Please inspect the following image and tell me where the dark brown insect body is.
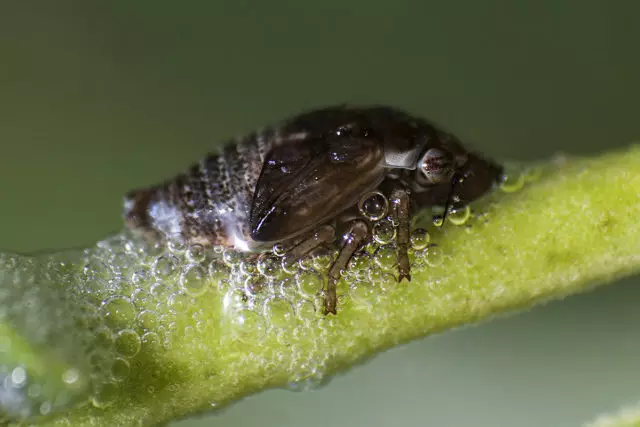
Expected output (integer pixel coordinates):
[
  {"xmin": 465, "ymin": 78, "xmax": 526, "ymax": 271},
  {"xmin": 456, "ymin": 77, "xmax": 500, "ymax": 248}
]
[{"xmin": 124, "ymin": 105, "xmax": 503, "ymax": 314}]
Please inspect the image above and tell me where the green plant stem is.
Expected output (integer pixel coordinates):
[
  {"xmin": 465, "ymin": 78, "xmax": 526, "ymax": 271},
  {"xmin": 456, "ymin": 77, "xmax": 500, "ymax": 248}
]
[{"xmin": 2, "ymin": 145, "xmax": 639, "ymax": 426}]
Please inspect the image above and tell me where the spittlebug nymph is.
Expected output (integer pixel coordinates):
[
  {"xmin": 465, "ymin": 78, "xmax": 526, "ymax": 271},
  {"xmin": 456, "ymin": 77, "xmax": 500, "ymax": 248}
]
[{"xmin": 124, "ymin": 105, "xmax": 503, "ymax": 314}]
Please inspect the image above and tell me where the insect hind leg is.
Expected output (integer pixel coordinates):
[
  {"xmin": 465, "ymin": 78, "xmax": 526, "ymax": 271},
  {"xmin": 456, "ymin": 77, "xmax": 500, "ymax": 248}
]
[{"xmin": 325, "ymin": 219, "xmax": 369, "ymax": 314}]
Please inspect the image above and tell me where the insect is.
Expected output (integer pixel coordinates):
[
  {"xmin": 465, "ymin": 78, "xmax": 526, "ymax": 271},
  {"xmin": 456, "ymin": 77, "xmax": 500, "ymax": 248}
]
[{"xmin": 123, "ymin": 105, "xmax": 503, "ymax": 314}]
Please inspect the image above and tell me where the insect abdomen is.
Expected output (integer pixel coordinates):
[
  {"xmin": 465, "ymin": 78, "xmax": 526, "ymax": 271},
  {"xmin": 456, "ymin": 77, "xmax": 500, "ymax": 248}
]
[{"xmin": 123, "ymin": 128, "xmax": 277, "ymax": 250}]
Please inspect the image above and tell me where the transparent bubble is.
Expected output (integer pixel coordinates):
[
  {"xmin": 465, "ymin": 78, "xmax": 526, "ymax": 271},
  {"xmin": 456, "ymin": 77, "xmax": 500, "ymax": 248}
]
[
  {"xmin": 137, "ymin": 310, "xmax": 159, "ymax": 331},
  {"xmin": 150, "ymin": 282, "xmax": 171, "ymax": 300},
  {"xmin": 257, "ymin": 253, "xmax": 280, "ymax": 277},
  {"xmin": 281, "ymin": 256, "xmax": 300, "ymax": 275},
  {"xmin": 101, "ymin": 297, "xmax": 136, "ymax": 329},
  {"xmin": 227, "ymin": 309, "xmax": 266, "ymax": 341},
  {"xmin": 524, "ymin": 165, "xmax": 543, "ymax": 182},
  {"xmin": 180, "ymin": 264, "xmax": 208, "ymax": 296},
  {"xmin": 222, "ymin": 249, "xmax": 242, "ymax": 266},
  {"xmin": 91, "ymin": 381, "xmax": 118, "ymax": 408},
  {"xmin": 152, "ymin": 255, "xmax": 180, "ymax": 279},
  {"xmin": 311, "ymin": 248, "xmax": 334, "ymax": 270},
  {"xmin": 295, "ymin": 299, "xmax": 319, "ymax": 319},
  {"xmin": 358, "ymin": 191, "xmax": 388, "ymax": 221},
  {"xmin": 373, "ymin": 246, "xmax": 397, "ymax": 271},
  {"xmin": 115, "ymin": 329, "xmax": 142, "ymax": 358},
  {"xmin": 62, "ymin": 368, "xmax": 81, "ymax": 386},
  {"xmin": 272, "ymin": 243, "xmax": 288, "ymax": 257},
  {"xmin": 130, "ymin": 267, "xmax": 151, "ymax": 286},
  {"xmin": 243, "ymin": 275, "xmax": 266, "ymax": 297},
  {"xmin": 350, "ymin": 281, "xmax": 375, "ymax": 305},
  {"xmin": 500, "ymin": 171, "xmax": 526, "ymax": 193},
  {"xmin": 167, "ymin": 238, "xmax": 187, "ymax": 254},
  {"xmin": 141, "ymin": 332, "xmax": 161, "ymax": 351},
  {"xmin": 208, "ymin": 258, "xmax": 231, "ymax": 283},
  {"xmin": 186, "ymin": 244, "xmax": 207, "ymax": 263},
  {"xmin": 111, "ymin": 358, "xmax": 130, "ymax": 382},
  {"xmin": 295, "ymin": 271, "xmax": 324, "ymax": 297},
  {"xmin": 263, "ymin": 297, "xmax": 295, "ymax": 329},
  {"xmin": 94, "ymin": 326, "xmax": 115, "ymax": 350},
  {"xmin": 447, "ymin": 205, "xmax": 471, "ymax": 226},
  {"xmin": 422, "ymin": 244, "xmax": 444, "ymax": 267},
  {"xmin": 372, "ymin": 218, "xmax": 397, "ymax": 244},
  {"xmin": 410, "ymin": 228, "xmax": 430, "ymax": 250},
  {"xmin": 223, "ymin": 287, "xmax": 251, "ymax": 312}
]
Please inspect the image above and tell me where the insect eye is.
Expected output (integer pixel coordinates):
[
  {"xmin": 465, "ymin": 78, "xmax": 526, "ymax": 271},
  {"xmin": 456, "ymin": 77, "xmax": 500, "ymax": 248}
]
[{"xmin": 419, "ymin": 148, "xmax": 454, "ymax": 184}]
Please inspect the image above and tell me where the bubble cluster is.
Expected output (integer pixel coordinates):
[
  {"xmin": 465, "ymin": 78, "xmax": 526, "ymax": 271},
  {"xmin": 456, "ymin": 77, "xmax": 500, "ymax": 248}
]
[{"xmin": 0, "ymin": 173, "xmax": 524, "ymax": 423}]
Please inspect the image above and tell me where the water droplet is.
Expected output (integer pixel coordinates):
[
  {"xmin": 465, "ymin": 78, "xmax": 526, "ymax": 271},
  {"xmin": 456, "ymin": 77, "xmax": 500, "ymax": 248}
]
[
  {"xmin": 111, "ymin": 358, "xmax": 130, "ymax": 382},
  {"xmin": 257, "ymin": 253, "xmax": 280, "ymax": 277},
  {"xmin": 223, "ymin": 287, "xmax": 251, "ymax": 312},
  {"xmin": 115, "ymin": 329, "xmax": 142, "ymax": 358},
  {"xmin": 500, "ymin": 171, "xmax": 526, "ymax": 193},
  {"xmin": 180, "ymin": 264, "xmax": 208, "ymax": 296},
  {"xmin": 281, "ymin": 256, "xmax": 300, "ymax": 275},
  {"xmin": 186, "ymin": 244, "xmax": 207, "ymax": 263},
  {"xmin": 263, "ymin": 297, "xmax": 294, "ymax": 328},
  {"xmin": 410, "ymin": 228, "xmax": 430, "ymax": 250},
  {"xmin": 372, "ymin": 218, "xmax": 396, "ymax": 244},
  {"xmin": 358, "ymin": 191, "xmax": 388, "ymax": 221},
  {"xmin": 152, "ymin": 255, "xmax": 180, "ymax": 279},
  {"xmin": 373, "ymin": 246, "xmax": 396, "ymax": 271},
  {"xmin": 91, "ymin": 381, "xmax": 118, "ymax": 408},
  {"xmin": 101, "ymin": 297, "xmax": 136, "ymax": 329},
  {"xmin": 11, "ymin": 366, "xmax": 27, "ymax": 388},
  {"xmin": 243, "ymin": 275, "xmax": 266, "ymax": 296},
  {"xmin": 447, "ymin": 205, "xmax": 471, "ymax": 225},
  {"xmin": 295, "ymin": 271, "xmax": 324, "ymax": 297},
  {"xmin": 150, "ymin": 282, "xmax": 171, "ymax": 300},
  {"xmin": 131, "ymin": 267, "xmax": 150, "ymax": 285}
]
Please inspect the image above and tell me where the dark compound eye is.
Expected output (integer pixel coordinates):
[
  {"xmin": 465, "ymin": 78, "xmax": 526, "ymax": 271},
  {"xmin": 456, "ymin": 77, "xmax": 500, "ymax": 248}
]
[{"xmin": 419, "ymin": 148, "xmax": 454, "ymax": 184}]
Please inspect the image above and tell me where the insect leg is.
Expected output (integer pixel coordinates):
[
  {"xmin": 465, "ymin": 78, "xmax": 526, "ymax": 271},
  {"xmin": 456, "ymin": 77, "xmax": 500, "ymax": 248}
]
[
  {"xmin": 390, "ymin": 186, "xmax": 411, "ymax": 282},
  {"xmin": 325, "ymin": 220, "xmax": 369, "ymax": 314},
  {"xmin": 282, "ymin": 224, "xmax": 336, "ymax": 266}
]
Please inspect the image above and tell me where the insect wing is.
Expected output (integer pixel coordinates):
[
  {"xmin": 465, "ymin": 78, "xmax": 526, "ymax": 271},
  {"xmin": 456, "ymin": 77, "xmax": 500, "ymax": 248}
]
[{"xmin": 249, "ymin": 136, "xmax": 385, "ymax": 242}]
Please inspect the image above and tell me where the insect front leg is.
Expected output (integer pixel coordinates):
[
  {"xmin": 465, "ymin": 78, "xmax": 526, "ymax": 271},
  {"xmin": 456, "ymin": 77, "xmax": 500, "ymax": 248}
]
[
  {"xmin": 390, "ymin": 185, "xmax": 411, "ymax": 282},
  {"xmin": 325, "ymin": 219, "xmax": 369, "ymax": 315}
]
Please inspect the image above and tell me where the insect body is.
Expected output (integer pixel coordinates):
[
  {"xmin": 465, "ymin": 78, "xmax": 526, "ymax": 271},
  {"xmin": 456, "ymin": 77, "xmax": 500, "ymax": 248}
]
[{"xmin": 124, "ymin": 105, "xmax": 503, "ymax": 314}]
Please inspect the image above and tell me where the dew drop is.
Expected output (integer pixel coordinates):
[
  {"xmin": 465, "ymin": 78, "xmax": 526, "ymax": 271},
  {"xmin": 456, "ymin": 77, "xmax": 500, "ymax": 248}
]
[
  {"xmin": 295, "ymin": 271, "xmax": 324, "ymax": 297},
  {"xmin": 349, "ymin": 281, "xmax": 375, "ymax": 305},
  {"xmin": 111, "ymin": 358, "xmax": 130, "ymax": 382},
  {"xmin": 263, "ymin": 297, "xmax": 295, "ymax": 329},
  {"xmin": 101, "ymin": 297, "xmax": 136, "ymax": 329},
  {"xmin": 167, "ymin": 238, "xmax": 187, "ymax": 254},
  {"xmin": 62, "ymin": 368, "xmax": 81, "ymax": 386},
  {"xmin": 150, "ymin": 282, "xmax": 171, "ymax": 300},
  {"xmin": 180, "ymin": 264, "xmax": 208, "ymax": 296},
  {"xmin": 272, "ymin": 243, "xmax": 288, "ymax": 257},
  {"xmin": 94, "ymin": 326, "xmax": 115, "ymax": 350},
  {"xmin": 447, "ymin": 205, "xmax": 471, "ymax": 226},
  {"xmin": 372, "ymin": 218, "xmax": 396, "ymax": 244},
  {"xmin": 91, "ymin": 381, "xmax": 118, "ymax": 408},
  {"xmin": 115, "ymin": 329, "xmax": 142, "ymax": 358},
  {"xmin": 410, "ymin": 228, "xmax": 430, "ymax": 250},
  {"xmin": 358, "ymin": 191, "xmax": 388, "ymax": 221}
]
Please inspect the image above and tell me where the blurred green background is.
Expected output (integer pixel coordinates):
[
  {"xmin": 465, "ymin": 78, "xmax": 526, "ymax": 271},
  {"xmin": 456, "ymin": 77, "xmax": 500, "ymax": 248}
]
[{"xmin": 0, "ymin": 2, "xmax": 639, "ymax": 426}]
